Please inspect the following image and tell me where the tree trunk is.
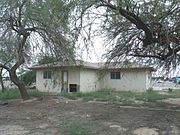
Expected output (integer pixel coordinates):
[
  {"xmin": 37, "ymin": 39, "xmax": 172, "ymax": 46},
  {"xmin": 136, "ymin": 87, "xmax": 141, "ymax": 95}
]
[
  {"xmin": 0, "ymin": 31, "xmax": 30, "ymax": 100},
  {"xmin": 9, "ymin": 70, "xmax": 29, "ymax": 100},
  {"xmin": 9, "ymin": 34, "xmax": 30, "ymax": 100},
  {"xmin": 0, "ymin": 68, "xmax": 5, "ymax": 93}
]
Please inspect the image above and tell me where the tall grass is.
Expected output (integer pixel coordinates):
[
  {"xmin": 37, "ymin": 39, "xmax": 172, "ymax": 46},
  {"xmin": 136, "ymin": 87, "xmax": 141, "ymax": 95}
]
[
  {"xmin": 0, "ymin": 89, "xmax": 21, "ymax": 100},
  {"xmin": 2, "ymin": 88, "xmax": 179, "ymax": 102},
  {"xmin": 0, "ymin": 89, "xmax": 43, "ymax": 100},
  {"xmin": 135, "ymin": 91, "xmax": 168, "ymax": 102},
  {"xmin": 62, "ymin": 89, "xmax": 116, "ymax": 102},
  {"xmin": 63, "ymin": 89, "xmax": 180, "ymax": 103}
]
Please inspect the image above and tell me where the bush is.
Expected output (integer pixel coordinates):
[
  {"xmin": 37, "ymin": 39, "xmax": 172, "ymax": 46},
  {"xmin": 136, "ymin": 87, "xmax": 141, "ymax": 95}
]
[{"xmin": 20, "ymin": 71, "xmax": 36, "ymax": 86}]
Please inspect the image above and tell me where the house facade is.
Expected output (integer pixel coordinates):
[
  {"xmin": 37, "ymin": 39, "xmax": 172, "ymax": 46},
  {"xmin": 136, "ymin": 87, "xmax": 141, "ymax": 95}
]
[{"xmin": 30, "ymin": 61, "xmax": 155, "ymax": 93}]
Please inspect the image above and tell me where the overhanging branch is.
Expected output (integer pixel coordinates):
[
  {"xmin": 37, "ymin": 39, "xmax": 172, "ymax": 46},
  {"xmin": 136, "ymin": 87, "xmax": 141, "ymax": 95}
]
[{"xmin": 0, "ymin": 64, "xmax": 10, "ymax": 71}]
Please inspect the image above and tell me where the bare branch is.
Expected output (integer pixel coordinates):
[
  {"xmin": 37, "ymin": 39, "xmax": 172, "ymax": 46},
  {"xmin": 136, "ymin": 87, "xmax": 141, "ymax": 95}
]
[{"xmin": 0, "ymin": 63, "xmax": 10, "ymax": 71}]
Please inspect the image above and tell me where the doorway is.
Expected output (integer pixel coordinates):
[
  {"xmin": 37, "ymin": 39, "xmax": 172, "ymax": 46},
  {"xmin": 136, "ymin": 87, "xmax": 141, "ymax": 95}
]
[{"xmin": 62, "ymin": 71, "xmax": 68, "ymax": 93}]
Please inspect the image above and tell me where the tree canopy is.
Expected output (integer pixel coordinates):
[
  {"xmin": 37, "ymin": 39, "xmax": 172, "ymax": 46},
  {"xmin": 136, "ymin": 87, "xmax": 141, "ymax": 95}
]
[
  {"xmin": 75, "ymin": 0, "xmax": 180, "ymax": 71},
  {"xmin": 0, "ymin": 0, "xmax": 77, "ymax": 99}
]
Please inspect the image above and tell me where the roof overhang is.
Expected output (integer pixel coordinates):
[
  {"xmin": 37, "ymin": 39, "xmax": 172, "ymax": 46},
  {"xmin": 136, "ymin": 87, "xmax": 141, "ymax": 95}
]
[{"xmin": 29, "ymin": 61, "xmax": 156, "ymax": 72}]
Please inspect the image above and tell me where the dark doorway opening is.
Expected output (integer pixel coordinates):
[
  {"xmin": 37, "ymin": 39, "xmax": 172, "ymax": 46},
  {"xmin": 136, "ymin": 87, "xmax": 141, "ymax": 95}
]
[{"xmin": 69, "ymin": 84, "xmax": 78, "ymax": 92}]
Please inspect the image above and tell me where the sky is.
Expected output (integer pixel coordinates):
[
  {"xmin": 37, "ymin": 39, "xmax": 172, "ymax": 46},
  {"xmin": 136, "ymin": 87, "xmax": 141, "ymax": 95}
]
[{"xmin": 76, "ymin": 37, "xmax": 106, "ymax": 62}]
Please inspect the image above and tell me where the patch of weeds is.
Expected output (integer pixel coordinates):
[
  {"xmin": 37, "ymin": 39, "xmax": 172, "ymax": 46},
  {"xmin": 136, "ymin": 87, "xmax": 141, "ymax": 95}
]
[
  {"xmin": 63, "ymin": 89, "xmax": 180, "ymax": 103},
  {"xmin": 168, "ymin": 88, "xmax": 173, "ymax": 93},
  {"xmin": 0, "ymin": 89, "xmax": 43, "ymax": 100},
  {"xmin": 0, "ymin": 89, "xmax": 20, "ymax": 100},
  {"xmin": 28, "ymin": 90, "xmax": 43, "ymax": 97},
  {"xmin": 108, "ymin": 91, "xmax": 135, "ymax": 104},
  {"xmin": 62, "ymin": 93, "xmax": 79, "ymax": 100},
  {"xmin": 63, "ymin": 90, "xmax": 113, "ymax": 101},
  {"xmin": 135, "ymin": 91, "xmax": 169, "ymax": 102},
  {"xmin": 168, "ymin": 90, "xmax": 180, "ymax": 98},
  {"xmin": 82, "ymin": 96, "xmax": 94, "ymax": 102},
  {"xmin": 63, "ymin": 123, "xmax": 90, "ymax": 135},
  {"xmin": 96, "ymin": 96, "xmax": 114, "ymax": 102},
  {"xmin": 147, "ymin": 87, "xmax": 154, "ymax": 92},
  {"xmin": 84, "ymin": 91, "xmax": 110, "ymax": 99},
  {"xmin": 63, "ymin": 90, "xmax": 136, "ymax": 104},
  {"xmin": 134, "ymin": 90, "xmax": 180, "ymax": 102},
  {"xmin": 115, "ymin": 91, "xmax": 134, "ymax": 101},
  {"xmin": 117, "ymin": 91, "xmax": 134, "ymax": 98}
]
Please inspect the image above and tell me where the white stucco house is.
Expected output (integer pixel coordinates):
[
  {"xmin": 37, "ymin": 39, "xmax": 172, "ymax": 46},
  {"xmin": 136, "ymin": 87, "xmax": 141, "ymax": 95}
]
[{"xmin": 30, "ymin": 61, "xmax": 155, "ymax": 93}]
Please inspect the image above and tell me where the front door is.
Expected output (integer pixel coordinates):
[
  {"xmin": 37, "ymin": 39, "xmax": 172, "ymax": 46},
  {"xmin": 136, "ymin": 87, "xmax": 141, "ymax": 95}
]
[{"xmin": 62, "ymin": 71, "xmax": 68, "ymax": 92}]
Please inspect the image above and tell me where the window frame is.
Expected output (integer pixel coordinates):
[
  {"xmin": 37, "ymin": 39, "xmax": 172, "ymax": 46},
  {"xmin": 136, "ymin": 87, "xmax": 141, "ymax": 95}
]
[
  {"xmin": 43, "ymin": 71, "xmax": 52, "ymax": 79},
  {"xmin": 110, "ymin": 71, "xmax": 121, "ymax": 79}
]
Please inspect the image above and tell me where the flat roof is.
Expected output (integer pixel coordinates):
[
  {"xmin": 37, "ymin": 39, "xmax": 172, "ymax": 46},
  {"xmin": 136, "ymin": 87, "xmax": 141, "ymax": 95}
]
[{"xmin": 29, "ymin": 61, "xmax": 156, "ymax": 71}]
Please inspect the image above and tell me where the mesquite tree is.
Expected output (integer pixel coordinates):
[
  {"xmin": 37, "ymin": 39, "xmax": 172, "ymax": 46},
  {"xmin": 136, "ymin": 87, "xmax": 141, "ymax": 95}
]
[
  {"xmin": 0, "ymin": 0, "xmax": 76, "ymax": 100},
  {"xmin": 75, "ymin": 0, "xmax": 180, "ymax": 71}
]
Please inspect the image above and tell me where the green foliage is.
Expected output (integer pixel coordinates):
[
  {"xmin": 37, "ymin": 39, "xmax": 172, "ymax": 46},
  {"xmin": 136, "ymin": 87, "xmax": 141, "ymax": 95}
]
[
  {"xmin": 135, "ymin": 91, "xmax": 168, "ymax": 102},
  {"xmin": 38, "ymin": 55, "xmax": 57, "ymax": 64},
  {"xmin": 75, "ymin": 0, "xmax": 180, "ymax": 70},
  {"xmin": 167, "ymin": 90, "xmax": 180, "ymax": 97},
  {"xmin": 135, "ymin": 90, "xmax": 180, "ymax": 102},
  {"xmin": 0, "ymin": 0, "xmax": 77, "ymax": 99},
  {"xmin": 0, "ymin": 89, "xmax": 43, "ymax": 100},
  {"xmin": 62, "ymin": 93, "xmax": 79, "ymax": 100},
  {"xmin": 0, "ymin": 90, "xmax": 21, "ymax": 100},
  {"xmin": 0, "ymin": 0, "xmax": 77, "ymax": 66},
  {"xmin": 63, "ymin": 89, "xmax": 115, "ymax": 101},
  {"xmin": 63, "ymin": 89, "xmax": 180, "ymax": 103},
  {"xmin": 28, "ymin": 90, "xmax": 44, "ymax": 97},
  {"xmin": 63, "ymin": 123, "xmax": 90, "ymax": 135},
  {"xmin": 20, "ymin": 71, "xmax": 36, "ymax": 86}
]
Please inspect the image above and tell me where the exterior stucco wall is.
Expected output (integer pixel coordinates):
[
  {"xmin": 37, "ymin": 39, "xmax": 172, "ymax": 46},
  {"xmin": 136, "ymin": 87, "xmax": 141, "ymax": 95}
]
[
  {"xmin": 99, "ymin": 69, "xmax": 149, "ymax": 91},
  {"xmin": 145, "ymin": 70, "xmax": 152, "ymax": 89},
  {"xmin": 36, "ymin": 68, "xmax": 81, "ymax": 93},
  {"xmin": 79, "ymin": 69, "xmax": 100, "ymax": 92},
  {"xmin": 36, "ymin": 70, "xmax": 62, "ymax": 93},
  {"xmin": 35, "ymin": 68, "xmax": 152, "ymax": 93}
]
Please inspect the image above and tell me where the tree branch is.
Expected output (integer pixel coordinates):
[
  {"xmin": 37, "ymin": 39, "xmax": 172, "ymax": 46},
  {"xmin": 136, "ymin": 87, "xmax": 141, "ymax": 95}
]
[
  {"xmin": 129, "ymin": 53, "xmax": 163, "ymax": 60},
  {"xmin": 0, "ymin": 64, "xmax": 10, "ymax": 71},
  {"xmin": 18, "ymin": 0, "xmax": 28, "ymax": 27},
  {"xmin": 11, "ymin": 34, "xmax": 28, "ymax": 72},
  {"xmin": 98, "ymin": 0, "xmax": 157, "ymax": 47}
]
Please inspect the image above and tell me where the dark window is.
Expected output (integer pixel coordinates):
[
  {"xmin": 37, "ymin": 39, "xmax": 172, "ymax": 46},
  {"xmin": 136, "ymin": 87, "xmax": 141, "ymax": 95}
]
[
  {"xmin": 111, "ymin": 72, "xmax": 116, "ymax": 79},
  {"xmin": 43, "ymin": 71, "xmax": 51, "ymax": 79},
  {"xmin": 110, "ymin": 72, "xmax": 121, "ymax": 79}
]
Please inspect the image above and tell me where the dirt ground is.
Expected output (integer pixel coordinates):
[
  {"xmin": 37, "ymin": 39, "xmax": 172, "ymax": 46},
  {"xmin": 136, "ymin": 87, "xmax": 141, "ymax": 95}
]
[{"xmin": 0, "ymin": 97, "xmax": 179, "ymax": 135}]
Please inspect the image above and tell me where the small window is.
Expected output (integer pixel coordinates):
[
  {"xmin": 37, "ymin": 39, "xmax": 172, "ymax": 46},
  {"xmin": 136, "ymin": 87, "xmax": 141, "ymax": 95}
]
[
  {"xmin": 43, "ymin": 71, "xmax": 52, "ymax": 79},
  {"xmin": 110, "ymin": 72, "xmax": 121, "ymax": 79},
  {"xmin": 111, "ymin": 72, "xmax": 116, "ymax": 79}
]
